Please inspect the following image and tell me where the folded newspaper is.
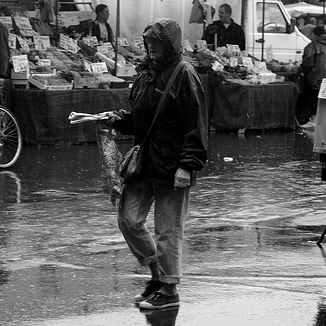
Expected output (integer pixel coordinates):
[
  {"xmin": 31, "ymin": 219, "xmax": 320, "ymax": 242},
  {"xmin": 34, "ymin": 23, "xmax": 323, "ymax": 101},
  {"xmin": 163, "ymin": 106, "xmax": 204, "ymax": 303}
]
[{"xmin": 68, "ymin": 111, "xmax": 116, "ymax": 124}]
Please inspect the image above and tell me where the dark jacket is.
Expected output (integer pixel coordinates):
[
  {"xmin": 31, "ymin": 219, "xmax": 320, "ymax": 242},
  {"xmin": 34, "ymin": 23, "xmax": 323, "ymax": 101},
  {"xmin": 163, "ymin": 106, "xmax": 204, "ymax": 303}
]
[
  {"xmin": 114, "ymin": 18, "xmax": 208, "ymax": 185},
  {"xmin": 302, "ymin": 35, "xmax": 326, "ymax": 91},
  {"xmin": 203, "ymin": 19, "xmax": 246, "ymax": 51},
  {"xmin": 0, "ymin": 22, "xmax": 10, "ymax": 78},
  {"xmin": 91, "ymin": 20, "xmax": 114, "ymax": 44}
]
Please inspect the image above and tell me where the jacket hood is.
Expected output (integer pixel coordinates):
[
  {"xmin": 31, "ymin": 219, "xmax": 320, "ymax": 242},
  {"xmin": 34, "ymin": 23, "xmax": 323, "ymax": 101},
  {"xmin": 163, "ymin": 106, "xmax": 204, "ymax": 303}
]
[{"xmin": 142, "ymin": 18, "xmax": 182, "ymax": 62}]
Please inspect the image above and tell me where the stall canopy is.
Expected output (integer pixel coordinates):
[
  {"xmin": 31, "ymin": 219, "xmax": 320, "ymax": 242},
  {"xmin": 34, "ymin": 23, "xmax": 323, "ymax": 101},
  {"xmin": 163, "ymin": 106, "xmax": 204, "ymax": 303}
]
[{"xmin": 285, "ymin": 2, "xmax": 325, "ymax": 17}]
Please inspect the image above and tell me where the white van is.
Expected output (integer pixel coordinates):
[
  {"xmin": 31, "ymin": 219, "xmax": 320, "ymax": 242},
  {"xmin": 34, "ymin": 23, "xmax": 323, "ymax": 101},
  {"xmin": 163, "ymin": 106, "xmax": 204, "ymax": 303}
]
[
  {"xmin": 243, "ymin": 0, "xmax": 310, "ymax": 62},
  {"xmin": 204, "ymin": 0, "xmax": 311, "ymax": 62}
]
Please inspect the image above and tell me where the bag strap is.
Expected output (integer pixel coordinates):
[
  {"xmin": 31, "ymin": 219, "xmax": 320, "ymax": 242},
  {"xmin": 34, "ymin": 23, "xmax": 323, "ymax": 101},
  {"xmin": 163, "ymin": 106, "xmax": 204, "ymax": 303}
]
[{"xmin": 141, "ymin": 60, "xmax": 186, "ymax": 145}]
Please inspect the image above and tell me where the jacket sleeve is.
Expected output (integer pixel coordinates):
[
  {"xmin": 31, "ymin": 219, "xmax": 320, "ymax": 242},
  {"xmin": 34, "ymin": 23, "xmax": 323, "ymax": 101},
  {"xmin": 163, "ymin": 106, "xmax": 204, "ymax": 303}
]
[
  {"xmin": 302, "ymin": 43, "xmax": 315, "ymax": 74},
  {"xmin": 177, "ymin": 65, "xmax": 208, "ymax": 172}
]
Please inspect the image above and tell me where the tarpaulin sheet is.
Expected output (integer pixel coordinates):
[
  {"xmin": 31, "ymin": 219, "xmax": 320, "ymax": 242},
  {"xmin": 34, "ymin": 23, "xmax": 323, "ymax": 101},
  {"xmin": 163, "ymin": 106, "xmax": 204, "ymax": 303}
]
[
  {"xmin": 10, "ymin": 88, "xmax": 131, "ymax": 145},
  {"xmin": 212, "ymin": 82, "xmax": 300, "ymax": 130}
]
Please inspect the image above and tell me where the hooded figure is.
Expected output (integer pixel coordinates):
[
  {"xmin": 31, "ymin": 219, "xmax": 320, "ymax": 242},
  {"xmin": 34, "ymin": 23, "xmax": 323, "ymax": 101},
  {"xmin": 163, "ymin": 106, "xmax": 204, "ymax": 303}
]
[
  {"xmin": 111, "ymin": 18, "xmax": 208, "ymax": 310},
  {"xmin": 301, "ymin": 26, "xmax": 326, "ymax": 123},
  {"xmin": 302, "ymin": 27, "xmax": 326, "ymax": 92},
  {"xmin": 115, "ymin": 18, "xmax": 208, "ymax": 182}
]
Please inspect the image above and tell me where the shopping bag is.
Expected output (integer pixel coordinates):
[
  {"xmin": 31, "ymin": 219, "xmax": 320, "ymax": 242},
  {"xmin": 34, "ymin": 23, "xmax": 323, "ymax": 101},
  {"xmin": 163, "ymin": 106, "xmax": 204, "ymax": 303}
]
[
  {"xmin": 120, "ymin": 145, "xmax": 143, "ymax": 184},
  {"xmin": 96, "ymin": 125, "xmax": 123, "ymax": 208}
]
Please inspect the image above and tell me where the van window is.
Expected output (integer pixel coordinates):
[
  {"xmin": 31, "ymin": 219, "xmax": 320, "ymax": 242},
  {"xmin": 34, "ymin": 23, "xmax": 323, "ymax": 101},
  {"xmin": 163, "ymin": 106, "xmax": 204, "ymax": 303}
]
[{"xmin": 257, "ymin": 3, "xmax": 287, "ymax": 33}]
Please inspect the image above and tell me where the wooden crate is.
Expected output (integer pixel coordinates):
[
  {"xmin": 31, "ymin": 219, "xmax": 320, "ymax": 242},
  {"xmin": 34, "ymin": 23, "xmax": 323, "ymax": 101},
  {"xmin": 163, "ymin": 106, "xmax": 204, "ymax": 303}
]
[{"xmin": 12, "ymin": 79, "xmax": 30, "ymax": 89}]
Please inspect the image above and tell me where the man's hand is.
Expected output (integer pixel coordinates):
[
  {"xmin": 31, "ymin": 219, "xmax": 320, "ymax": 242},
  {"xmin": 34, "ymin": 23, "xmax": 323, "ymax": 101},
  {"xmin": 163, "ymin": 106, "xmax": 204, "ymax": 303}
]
[{"xmin": 174, "ymin": 168, "xmax": 191, "ymax": 188}]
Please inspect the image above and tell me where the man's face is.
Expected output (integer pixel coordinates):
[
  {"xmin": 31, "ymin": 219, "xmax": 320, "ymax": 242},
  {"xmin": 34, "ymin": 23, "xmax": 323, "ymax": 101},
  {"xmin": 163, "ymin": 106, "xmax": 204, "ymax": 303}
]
[
  {"xmin": 146, "ymin": 39, "xmax": 166, "ymax": 60},
  {"xmin": 99, "ymin": 7, "xmax": 110, "ymax": 21},
  {"xmin": 218, "ymin": 7, "xmax": 231, "ymax": 23}
]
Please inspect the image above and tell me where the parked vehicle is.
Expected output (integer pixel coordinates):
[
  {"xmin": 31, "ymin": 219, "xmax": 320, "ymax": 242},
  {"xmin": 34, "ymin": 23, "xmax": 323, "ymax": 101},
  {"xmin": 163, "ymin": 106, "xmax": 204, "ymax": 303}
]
[{"xmin": 241, "ymin": 0, "xmax": 310, "ymax": 61}]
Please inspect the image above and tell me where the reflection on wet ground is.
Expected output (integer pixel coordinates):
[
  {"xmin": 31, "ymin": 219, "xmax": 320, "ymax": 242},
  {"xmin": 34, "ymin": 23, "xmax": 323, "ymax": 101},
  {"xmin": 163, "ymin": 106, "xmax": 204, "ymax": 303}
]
[{"xmin": 1, "ymin": 129, "xmax": 326, "ymax": 325}]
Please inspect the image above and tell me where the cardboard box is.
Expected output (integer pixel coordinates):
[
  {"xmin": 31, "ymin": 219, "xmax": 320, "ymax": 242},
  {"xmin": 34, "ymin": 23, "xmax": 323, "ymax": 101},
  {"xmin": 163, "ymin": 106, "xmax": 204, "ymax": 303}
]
[
  {"xmin": 29, "ymin": 76, "xmax": 73, "ymax": 90},
  {"xmin": 96, "ymin": 52, "xmax": 136, "ymax": 77},
  {"xmin": 258, "ymin": 72, "xmax": 276, "ymax": 84},
  {"xmin": 11, "ymin": 70, "xmax": 30, "ymax": 80},
  {"xmin": 74, "ymin": 76, "xmax": 98, "ymax": 89}
]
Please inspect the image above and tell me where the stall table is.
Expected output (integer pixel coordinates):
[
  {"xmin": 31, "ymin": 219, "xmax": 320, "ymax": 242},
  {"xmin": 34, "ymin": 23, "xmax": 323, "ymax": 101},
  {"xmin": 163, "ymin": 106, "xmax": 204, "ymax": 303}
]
[
  {"xmin": 211, "ymin": 82, "xmax": 300, "ymax": 131},
  {"xmin": 11, "ymin": 88, "xmax": 131, "ymax": 145},
  {"xmin": 10, "ymin": 80, "xmax": 300, "ymax": 145}
]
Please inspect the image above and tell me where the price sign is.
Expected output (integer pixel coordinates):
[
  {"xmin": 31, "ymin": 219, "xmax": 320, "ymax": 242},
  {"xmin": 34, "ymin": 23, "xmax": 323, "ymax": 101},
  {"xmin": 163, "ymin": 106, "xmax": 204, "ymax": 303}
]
[
  {"xmin": 84, "ymin": 60, "xmax": 92, "ymax": 72},
  {"xmin": 134, "ymin": 37, "xmax": 145, "ymax": 51},
  {"xmin": 82, "ymin": 37, "xmax": 92, "ymax": 46},
  {"xmin": 242, "ymin": 57, "xmax": 254, "ymax": 68},
  {"xmin": 0, "ymin": 17, "xmax": 13, "ymax": 31},
  {"xmin": 91, "ymin": 62, "xmax": 108, "ymax": 73},
  {"xmin": 90, "ymin": 36, "xmax": 99, "ymax": 46},
  {"xmin": 82, "ymin": 36, "xmax": 98, "ymax": 47},
  {"xmin": 182, "ymin": 39, "xmax": 193, "ymax": 52},
  {"xmin": 254, "ymin": 61, "xmax": 267, "ymax": 70},
  {"xmin": 229, "ymin": 57, "xmax": 238, "ymax": 67},
  {"xmin": 17, "ymin": 35, "xmax": 30, "ymax": 52},
  {"xmin": 102, "ymin": 42, "xmax": 113, "ymax": 50},
  {"xmin": 318, "ymin": 78, "xmax": 326, "ymax": 99},
  {"xmin": 212, "ymin": 61, "xmax": 224, "ymax": 71},
  {"xmin": 14, "ymin": 17, "xmax": 35, "ymax": 37},
  {"xmin": 59, "ymin": 34, "xmax": 78, "ymax": 53},
  {"xmin": 38, "ymin": 59, "xmax": 51, "ymax": 67},
  {"xmin": 226, "ymin": 44, "xmax": 241, "ymax": 53},
  {"xmin": 12, "ymin": 55, "xmax": 29, "ymax": 73},
  {"xmin": 8, "ymin": 33, "xmax": 17, "ymax": 49},
  {"xmin": 33, "ymin": 35, "xmax": 51, "ymax": 50},
  {"xmin": 196, "ymin": 40, "xmax": 207, "ymax": 51},
  {"xmin": 14, "ymin": 17, "xmax": 32, "ymax": 30},
  {"xmin": 118, "ymin": 37, "xmax": 129, "ymax": 47},
  {"xmin": 97, "ymin": 45, "xmax": 110, "ymax": 54}
]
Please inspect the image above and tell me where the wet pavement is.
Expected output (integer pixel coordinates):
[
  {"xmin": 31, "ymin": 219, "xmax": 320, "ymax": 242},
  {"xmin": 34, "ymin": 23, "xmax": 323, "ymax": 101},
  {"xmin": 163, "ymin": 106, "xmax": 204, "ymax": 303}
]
[{"xmin": 1, "ymin": 128, "xmax": 326, "ymax": 326}]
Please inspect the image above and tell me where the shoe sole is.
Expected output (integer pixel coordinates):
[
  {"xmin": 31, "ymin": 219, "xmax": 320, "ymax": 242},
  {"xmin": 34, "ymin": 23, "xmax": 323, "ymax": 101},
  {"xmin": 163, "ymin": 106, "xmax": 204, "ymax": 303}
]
[
  {"xmin": 139, "ymin": 301, "xmax": 180, "ymax": 310},
  {"xmin": 139, "ymin": 306, "xmax": 179, "ymax": 315}
]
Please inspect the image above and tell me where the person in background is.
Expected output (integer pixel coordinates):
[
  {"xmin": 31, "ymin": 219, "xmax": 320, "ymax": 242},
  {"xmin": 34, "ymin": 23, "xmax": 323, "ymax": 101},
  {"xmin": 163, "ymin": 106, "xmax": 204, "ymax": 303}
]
[
  {"xmin": 202, "ymin": 3, "xmax": 245, "ymax": 51},
  {"xmin": 297, "ymin": 15, "xmax": 306, "ymax": 31},
  {"xmin": 301, "ymin": 17, "xmax": 317, "ymax": 40},
  {"xmin": 300, "ymin": 26, "xmax": 326, "ymax": 128},
  {"xmin": 0, "ymin": 21, "xmax": 10, "ymax": 78},
  {"xmin": 92, "ymin": 4, "xmax": 114, "ymax": 45},
  {"xmin": 109, "ymin": 18, "xmax": 208, "ymax": 309},
  {"xmin": 0, "ymin": 5, "xmax": 20, "ymax": 35}
]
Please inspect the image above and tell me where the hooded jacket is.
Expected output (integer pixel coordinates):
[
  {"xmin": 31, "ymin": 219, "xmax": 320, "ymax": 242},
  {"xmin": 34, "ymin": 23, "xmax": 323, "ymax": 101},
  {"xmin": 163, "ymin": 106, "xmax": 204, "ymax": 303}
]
[
  {"xmin": 302, "ymin": 34, "xmax": 326, "ymax": 90},
  {"xmin": 115, "ymin": 18, "xmax": 208, "ymax": 185}
]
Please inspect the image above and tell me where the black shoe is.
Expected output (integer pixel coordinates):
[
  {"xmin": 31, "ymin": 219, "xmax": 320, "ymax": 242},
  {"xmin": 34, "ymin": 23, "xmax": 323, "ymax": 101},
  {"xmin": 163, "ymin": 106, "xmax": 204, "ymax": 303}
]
[
  {"xmin": 134, "ymin": 280, "xmax": 163, "ymax": 303},
  {"xmin": 139, "ymin": 291, "xmax": 179, "ymax": 309}
]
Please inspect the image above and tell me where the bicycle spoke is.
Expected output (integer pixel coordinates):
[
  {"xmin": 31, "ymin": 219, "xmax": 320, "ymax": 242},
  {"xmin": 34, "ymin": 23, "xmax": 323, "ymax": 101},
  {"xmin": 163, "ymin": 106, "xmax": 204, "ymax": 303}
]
[{"xmin": 0, "ymin": 106, "xmax": 22, "ymax": 168}]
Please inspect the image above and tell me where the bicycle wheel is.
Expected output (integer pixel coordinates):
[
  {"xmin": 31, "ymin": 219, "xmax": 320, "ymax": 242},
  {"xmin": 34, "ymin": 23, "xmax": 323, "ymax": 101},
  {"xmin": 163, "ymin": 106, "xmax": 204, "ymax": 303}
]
[{"xmin": 0, "ymin": 105, "xmax": 23, "ymax": 168}]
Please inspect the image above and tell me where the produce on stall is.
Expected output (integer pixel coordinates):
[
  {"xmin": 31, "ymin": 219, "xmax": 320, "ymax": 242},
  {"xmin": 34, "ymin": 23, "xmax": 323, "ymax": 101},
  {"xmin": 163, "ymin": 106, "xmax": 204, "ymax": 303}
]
[{"xmin": 2, "ymin": 5, "xmax": 302, "ymax": 93}]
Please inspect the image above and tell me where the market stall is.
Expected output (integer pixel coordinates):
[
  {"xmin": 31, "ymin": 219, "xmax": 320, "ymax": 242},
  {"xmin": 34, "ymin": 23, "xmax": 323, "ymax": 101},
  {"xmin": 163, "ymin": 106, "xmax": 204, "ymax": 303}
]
[
  {"xmin": 10, "ymin": 88, "xmax": 131, "ymax": 145},
  {"xmin": 0, "ymin": 4, "xmax": 302, "ymax": 145},
  {"xmin": 211, "ymin": 81, "xmax": 299, "ymax": 131}
]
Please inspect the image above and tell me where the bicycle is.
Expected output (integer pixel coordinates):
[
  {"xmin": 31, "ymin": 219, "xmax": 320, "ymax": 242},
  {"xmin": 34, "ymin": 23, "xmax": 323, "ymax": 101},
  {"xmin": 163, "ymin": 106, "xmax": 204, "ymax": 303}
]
[{"xmin": 0, "ymin": 105, "xmax": 23, "ymax": 168}]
